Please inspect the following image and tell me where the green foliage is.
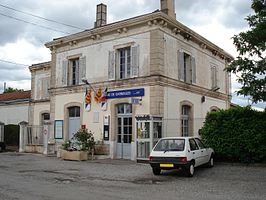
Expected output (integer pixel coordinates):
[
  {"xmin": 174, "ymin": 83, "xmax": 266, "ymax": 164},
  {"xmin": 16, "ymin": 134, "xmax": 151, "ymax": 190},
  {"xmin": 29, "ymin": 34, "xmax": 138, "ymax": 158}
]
[
  {"xmin": 62, "ymin": 128, "xmax": 95, "ymax": 151},
  {"xmin": 74, "ymin": 128, "xmax": 95, "ymax": 151},
  {"xmin": 201, "ymin": 106, "xmax": 266, "ymax": 163},
  {"xmin": 3, "ymin": 87, "xmax": 24, "ymax": 94},
  {"xmin": 226, "ymin": 0, "xmax": 266, "ymax": 103},
  {"xmin": 4, "ymin": 125, "xmax": 19, "ymax": 146}
]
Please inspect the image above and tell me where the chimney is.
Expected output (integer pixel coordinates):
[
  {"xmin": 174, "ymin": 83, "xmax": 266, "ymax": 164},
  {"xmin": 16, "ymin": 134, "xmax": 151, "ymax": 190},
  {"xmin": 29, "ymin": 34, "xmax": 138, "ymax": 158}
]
[
  {"xmin": 160, "ymin": 0, "xmax": 176, "ymax": 19},
  {"xmin": 3, "ymin": 82, "xmax": 6, "ymax": 92},
  {"xmin": 95, "ymin": 3, "xmax": 107, "ymax": 28}
]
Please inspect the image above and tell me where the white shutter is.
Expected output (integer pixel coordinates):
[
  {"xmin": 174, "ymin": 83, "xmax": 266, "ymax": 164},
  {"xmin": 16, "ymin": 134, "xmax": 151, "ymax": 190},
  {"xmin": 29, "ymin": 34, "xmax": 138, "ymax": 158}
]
[
  {"xmin": 41, "ymin": 78, "xmax": 49, "ymax": 98},
  {"xmin": 36, "ymin": 79, "xmax": 42, "ymax": 100},
  {"xmin": 131, "ymin": 45, "xmax": 139, "ymax": 77},
  {"xmin": 178, "ymin": 51, "xmax": 184, "ymax": 80},
  {"xmin": 191, "ymin": 56, "xmax": 196, "ymax": 84},
  {"xmin": 62, "ymin": 60, "xmax": 68, "ymax": 86},
  {"xmin": 211, "ymin": 66, "xmax": 215, "ymax": 89},
  {"xmin": 108, "ymin": 51, "xmax": 115, "ymax": 80},
  {"xmin": 215, "ymin": 66, "xmax": 218, "ymax": 88},
  {"xmin": 79, "ymin": 56, "xmax": 86, "ymax": 84}
]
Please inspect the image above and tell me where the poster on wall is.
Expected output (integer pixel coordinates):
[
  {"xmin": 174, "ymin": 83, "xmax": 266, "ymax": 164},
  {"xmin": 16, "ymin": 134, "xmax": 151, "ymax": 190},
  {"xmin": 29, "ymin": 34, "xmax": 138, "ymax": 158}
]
[{"xmin": 54, "ymin": 120, "xmax": 63, "ymax": 139}]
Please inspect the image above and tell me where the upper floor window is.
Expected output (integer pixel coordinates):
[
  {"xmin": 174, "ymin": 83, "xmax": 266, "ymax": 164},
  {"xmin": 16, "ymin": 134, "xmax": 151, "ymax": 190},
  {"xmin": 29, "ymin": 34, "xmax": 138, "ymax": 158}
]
[
  {"xmin": 178, "ymin": 51, "xmax": 196, "ymax": 84},
  {"xmin": 35, "ymin": 77, "xmax": 50, "ymax": 100},
  {"xmin": 71, "ymin": 59, "xmax": 79, "ymax": 85},
  {"xmin": 108, "ymin": 45, "xmax": 139, "ymax": 80},
  {"xmin": 118, "ymin": 47, "xmax": 131, "ymax": 79},
  {"xmin": 211, "ymin": 65, "xmax": 218, "ymax": 90},
  {"xmin": 62, "ymin": 56, "xmax": 86, "ymax": 87}
]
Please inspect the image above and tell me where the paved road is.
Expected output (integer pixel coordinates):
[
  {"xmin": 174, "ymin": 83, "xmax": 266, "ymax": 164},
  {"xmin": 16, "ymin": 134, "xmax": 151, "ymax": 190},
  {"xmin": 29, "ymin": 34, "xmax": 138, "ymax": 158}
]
[{"xmin": 0, "ymin": 152, "xmax": 266, "ymax": 200}]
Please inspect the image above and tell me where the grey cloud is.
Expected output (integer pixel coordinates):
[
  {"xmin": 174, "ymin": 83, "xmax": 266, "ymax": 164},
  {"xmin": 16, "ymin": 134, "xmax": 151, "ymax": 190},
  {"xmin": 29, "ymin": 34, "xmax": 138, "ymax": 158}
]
[
  {"xmin": 174, "ymin": 0, "xmax": 251, "ymax": 29},
  {"xmin": 0, "ymin": 64, "xmax": 30, "ymax": 81},
  {"xmin": 219, "ymin": 0, "xmax": 252, "ymax": 29}
]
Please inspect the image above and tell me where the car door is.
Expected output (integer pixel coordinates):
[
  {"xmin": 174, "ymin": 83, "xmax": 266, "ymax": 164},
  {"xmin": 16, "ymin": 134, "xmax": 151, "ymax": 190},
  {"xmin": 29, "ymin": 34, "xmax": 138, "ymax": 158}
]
[
  {"xmin": 195, "ymin": 138, "xmax": 209, "ymax": 165},
  {"xmin": 189, "ymin": 139, "xmax": 201, "ymax": 167}
]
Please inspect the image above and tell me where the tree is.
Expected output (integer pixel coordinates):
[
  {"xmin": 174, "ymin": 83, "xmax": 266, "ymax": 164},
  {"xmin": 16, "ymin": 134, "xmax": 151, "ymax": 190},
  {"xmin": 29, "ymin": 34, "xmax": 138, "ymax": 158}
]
[
  {"xmin": 3, "ymin": 87, "xmax": 24, "ymax": 94},
  {"xmin": 226, "ymin": 0, "xmax": 266, "ymax": 103}
]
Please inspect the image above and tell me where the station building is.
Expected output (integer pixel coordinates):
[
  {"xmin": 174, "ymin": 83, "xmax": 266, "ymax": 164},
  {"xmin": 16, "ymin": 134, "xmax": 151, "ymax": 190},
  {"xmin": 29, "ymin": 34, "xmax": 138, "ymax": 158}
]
[{"xmin": 24, "ymin": 0, "xmax": 233, "ymax": 160}]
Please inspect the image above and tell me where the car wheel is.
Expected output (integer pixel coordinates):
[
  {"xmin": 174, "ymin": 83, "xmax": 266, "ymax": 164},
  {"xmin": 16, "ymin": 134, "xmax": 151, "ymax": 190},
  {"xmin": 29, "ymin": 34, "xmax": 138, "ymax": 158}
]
[
  {"xmin": 152, "ymin": 167, "xmax": 161, "ymax": 175},
  {"xmin": 207, "ymin": 155, "xmax": 214, "ymax": 168},
  {"xmin": 186, "ymin": 162, "xmax": 194, "ymax": 177}
]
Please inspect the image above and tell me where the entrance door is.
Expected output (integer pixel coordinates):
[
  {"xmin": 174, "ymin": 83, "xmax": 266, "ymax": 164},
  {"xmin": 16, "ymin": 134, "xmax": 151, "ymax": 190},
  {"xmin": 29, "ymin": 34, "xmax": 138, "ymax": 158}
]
[
  {"xmin": 116, "ymin": 104, "xmax": 132, "ymax": 159},
  {"xmin": 68, "ymin": 107, "xmax": 80, "ymax": 140}
]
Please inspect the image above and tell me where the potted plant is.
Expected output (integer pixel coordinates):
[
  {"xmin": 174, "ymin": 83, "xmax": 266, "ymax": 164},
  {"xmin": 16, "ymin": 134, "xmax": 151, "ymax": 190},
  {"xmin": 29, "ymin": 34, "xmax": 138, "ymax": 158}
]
[{"xmin": 61, "ymin": 128, "xmax": 95, "ymax": 161}]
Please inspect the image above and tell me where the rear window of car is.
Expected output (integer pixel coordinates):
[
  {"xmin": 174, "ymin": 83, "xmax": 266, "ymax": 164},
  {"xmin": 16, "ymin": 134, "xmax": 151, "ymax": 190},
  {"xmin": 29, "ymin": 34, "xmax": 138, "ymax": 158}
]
[{"xmin": 153, "ymin": 139, "xmax": 185, "ymax": 151}]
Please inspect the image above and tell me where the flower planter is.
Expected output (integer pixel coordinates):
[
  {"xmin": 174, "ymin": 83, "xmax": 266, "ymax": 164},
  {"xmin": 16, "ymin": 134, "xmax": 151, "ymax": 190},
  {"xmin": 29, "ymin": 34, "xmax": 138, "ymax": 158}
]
[{"xmin": 61, "ymin": 150, "xmax": 88, "ymax": 161}]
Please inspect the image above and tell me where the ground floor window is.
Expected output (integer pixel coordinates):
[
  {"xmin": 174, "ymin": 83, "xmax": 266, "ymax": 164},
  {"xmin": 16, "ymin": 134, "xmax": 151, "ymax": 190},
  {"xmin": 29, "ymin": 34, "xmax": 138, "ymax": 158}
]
[{"xmin": 181, "ymin": 105, "xmax": 191, "ymax": 136}]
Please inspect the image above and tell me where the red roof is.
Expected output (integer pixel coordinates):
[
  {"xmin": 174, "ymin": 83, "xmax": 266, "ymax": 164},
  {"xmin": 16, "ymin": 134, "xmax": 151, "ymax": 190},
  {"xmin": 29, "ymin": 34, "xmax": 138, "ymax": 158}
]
[{"xmin": 0, "ymin": 91, "xmax": 31, "ymax": 102}]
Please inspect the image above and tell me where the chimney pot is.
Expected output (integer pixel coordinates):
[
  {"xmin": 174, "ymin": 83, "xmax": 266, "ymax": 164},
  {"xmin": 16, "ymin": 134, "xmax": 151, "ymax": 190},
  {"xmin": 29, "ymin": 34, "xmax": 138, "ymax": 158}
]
[
  {"xmin": 160, "ymin": 0, "xmax": 176, "ymax": 19},
  {"xmin": 95, "ymin": 3, "xmax": 107, "ymax": 28}
]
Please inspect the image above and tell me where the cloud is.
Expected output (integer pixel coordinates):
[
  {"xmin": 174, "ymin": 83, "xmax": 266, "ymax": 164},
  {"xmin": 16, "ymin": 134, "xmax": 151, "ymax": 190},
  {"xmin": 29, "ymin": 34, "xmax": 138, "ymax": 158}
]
[{"xmin": 0, "ymin": 0, "xmax": 263, "ymax": 110}]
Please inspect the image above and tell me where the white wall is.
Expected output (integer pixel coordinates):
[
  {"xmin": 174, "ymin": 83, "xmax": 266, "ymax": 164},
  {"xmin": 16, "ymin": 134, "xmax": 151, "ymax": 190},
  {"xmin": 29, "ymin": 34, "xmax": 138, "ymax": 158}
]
[
  {"xmin": 164, "ymin": 33, "xmax": 227, "ymax": 93},
  {"xmin": 32, "ymin": 102, "xmax": 50, "ymax": 125},
  {"xmin": 0, "ymin": 103, "xmax": 29, "ymax": 124},
  {"xmin": 55, "ymin": 32, "xmax": 150, "ymax": 87},
  {"xmin": 163, "ymin": 87, "xmax": 227, "ymax": 137},
  {"xmin": 54, "ymin": 86, "xmax": 150, "ymax": 141}
]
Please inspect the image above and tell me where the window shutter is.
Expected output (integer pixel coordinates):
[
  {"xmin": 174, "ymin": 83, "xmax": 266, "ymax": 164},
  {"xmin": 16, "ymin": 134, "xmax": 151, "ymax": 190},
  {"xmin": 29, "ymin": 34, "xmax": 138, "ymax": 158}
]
[
  {"xmin": 108, "ymin": 51, "xmax": 115, "ymax": 80},
  {"xmin": 178, "ymin": 51, "xmax": 184, "ymax": 80},
  {"xmin": 215, "ymin": 66, "xmax": 218, "ymax": 88},
  {"xmin": 42, "ymin": 78, "xmax": 49, "ymax": 98},
  {"xmin": 131, "ymin": 45, "xmax": 139, "ymax": 77},
  {"xmin": 79, "ymin": 56, "xmax": 86, "ymax": 84},
  {"xmin": 36, "ymin": 79, "xmax": 42, "ymax": 99},
  {"xmin": 191, "ymin": 56, "xmax": 196, "ymax": 84},
  {"xmin": 62, "ymin": 60, "xmax": 68, "ymax": 86},
  {"xmin": 211, "ymin": 66, "xmax": 215, "ymax": 89}
]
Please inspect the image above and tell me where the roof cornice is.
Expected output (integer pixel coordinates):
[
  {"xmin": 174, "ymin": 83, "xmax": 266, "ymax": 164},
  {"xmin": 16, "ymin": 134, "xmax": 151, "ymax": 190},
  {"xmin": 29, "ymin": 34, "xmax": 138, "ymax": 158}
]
[
  {"xmin": 29, "ymin": 61, "xmax": 51, "ymax": 72},
  {"xmin": 45, "ymin": 11, "xmax": 233, "ymax": 61}
]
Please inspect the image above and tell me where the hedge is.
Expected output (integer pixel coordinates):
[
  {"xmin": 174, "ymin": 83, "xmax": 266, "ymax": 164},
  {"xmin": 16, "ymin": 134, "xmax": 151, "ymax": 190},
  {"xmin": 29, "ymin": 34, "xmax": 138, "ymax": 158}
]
[{"xmin": 201, "ymin": 106, "xmax": 266, "ymax": 163}]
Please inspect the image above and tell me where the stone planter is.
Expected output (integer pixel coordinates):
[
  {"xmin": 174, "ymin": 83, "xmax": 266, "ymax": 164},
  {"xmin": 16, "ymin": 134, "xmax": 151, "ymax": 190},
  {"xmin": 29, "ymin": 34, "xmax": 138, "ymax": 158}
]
[{"xmin": 61, "ymin": 150, "xmax": 88, "ymax": 161}]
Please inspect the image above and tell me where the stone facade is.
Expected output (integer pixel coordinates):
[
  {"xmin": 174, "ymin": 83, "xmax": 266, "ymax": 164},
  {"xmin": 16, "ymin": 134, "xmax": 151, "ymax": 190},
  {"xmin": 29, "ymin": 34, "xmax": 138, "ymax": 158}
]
[{"xmin": 27, "ymin": 2, "xmax": 233, "ymax": 160}]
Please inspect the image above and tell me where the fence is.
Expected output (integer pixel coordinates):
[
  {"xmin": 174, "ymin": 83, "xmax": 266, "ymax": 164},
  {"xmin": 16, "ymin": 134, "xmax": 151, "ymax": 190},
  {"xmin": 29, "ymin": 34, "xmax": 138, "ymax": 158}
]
[{"xmin": 26, "ymin": 125, "xmax": 53, "ymax": 145}]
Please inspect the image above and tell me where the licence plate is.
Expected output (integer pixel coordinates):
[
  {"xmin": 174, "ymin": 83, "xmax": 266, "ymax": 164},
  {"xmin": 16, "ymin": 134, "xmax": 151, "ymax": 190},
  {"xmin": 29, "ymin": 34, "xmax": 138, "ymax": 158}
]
[{"xmin": 160, "ymin": 164, "xmax": 174, "ymax": 168}]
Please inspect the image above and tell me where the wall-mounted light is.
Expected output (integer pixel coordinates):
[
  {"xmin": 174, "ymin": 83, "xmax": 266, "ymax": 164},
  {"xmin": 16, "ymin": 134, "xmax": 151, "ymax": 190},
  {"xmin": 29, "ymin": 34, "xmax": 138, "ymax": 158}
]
[
  {"xmin": 82, "ymin": 78, "xmax": 96, "ymax": 92},
  {"xmin": 201, "ymin": 87, "xmax": 220, "ymax": 103}
]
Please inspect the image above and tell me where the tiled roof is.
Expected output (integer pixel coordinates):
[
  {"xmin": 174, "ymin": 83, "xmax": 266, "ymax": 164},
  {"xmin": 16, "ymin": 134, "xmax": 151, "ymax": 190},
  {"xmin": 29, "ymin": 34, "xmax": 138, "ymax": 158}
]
[{"xmin": 0, "ymin": 91, "xmax": 31, "ymax": 102}]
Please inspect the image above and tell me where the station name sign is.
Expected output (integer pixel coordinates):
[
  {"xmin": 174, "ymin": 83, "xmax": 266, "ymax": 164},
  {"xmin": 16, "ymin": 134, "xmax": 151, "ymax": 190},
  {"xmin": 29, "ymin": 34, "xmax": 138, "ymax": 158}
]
[{"xmin": 107, "ymin": 88, "xmax": 144, "ymax": 99}]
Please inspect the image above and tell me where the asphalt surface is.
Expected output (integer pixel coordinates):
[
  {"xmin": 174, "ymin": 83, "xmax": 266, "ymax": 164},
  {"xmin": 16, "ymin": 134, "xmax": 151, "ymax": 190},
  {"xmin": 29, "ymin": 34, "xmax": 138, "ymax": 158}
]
[{"xmin": 0, "ymin": 152, "xmax": 266, "ymax": 200}]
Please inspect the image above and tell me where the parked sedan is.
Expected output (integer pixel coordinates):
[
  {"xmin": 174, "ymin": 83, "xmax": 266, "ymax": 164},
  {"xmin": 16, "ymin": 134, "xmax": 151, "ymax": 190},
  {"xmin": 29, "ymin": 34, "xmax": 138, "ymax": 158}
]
[{"xmin": 149, "ymin": 137, "xmax": 214, "ymax": 177}]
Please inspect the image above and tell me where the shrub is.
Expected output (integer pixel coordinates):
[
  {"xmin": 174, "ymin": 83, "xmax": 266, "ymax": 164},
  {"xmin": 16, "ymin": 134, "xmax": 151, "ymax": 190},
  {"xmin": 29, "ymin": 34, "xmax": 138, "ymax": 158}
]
[
  {"xmin": 201, "ymin": 106, "xmax": 266, "ymax": 163},
  {"xmin": 62, "ymin": 128, "xmax": 95, "ymax": 151}
]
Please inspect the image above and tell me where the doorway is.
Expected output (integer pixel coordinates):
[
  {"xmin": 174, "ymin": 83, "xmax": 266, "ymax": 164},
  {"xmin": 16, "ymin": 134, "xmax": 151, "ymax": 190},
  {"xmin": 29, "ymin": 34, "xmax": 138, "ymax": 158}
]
[
  {"xmin": 4, "ymin": 124, "xmax": 19, "ymax": 151},
  {"xmin": 116, "ymin": 104, "xmax": 132, "ymax": 159},
  {"xmin": 68, "ymin": 106, "xmax": 80, "ymax": 140}
]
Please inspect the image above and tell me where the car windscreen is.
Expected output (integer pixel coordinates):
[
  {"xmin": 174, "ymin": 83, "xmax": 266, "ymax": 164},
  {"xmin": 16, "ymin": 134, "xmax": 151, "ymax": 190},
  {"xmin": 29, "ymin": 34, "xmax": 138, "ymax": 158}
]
[{"xmin": 153, "ymin": 139, "xmax": 185, "ymax": 151}]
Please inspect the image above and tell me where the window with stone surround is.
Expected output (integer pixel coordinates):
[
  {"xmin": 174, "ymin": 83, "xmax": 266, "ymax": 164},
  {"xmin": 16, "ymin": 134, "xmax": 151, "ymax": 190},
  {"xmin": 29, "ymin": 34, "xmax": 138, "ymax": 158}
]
[
  {"xmin": 211, "ymin": 65, "xmax": 218, "ymax": 90},
  {"xmin": 178, "ymin": 51, "xmax": 196, "ymax": 84},
  {"xmin": 62, "ymin": 56, "xmax": 86, "ymax": 86},
  {"xmin": 108, "ymin": 45, "xmax": 139, "ymax": 80},
  {"xmin": 180, "ymin": 101, "xmax": 194, "ymax": 137}
]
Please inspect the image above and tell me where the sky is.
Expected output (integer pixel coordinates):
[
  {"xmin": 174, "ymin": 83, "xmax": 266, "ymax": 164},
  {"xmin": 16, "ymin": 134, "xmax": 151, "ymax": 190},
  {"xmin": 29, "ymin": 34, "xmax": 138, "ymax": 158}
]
[{"xmin": 0, "ymin": 0, "xmax": 265, "ymax": 110}]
